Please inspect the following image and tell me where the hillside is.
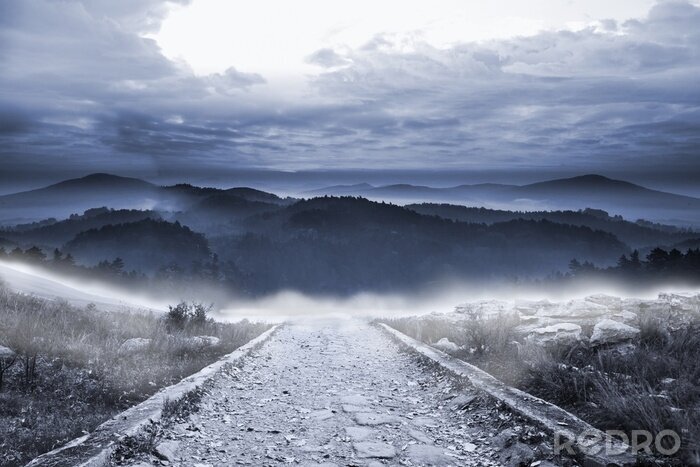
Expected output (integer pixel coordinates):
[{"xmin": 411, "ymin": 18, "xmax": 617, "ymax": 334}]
[
  {"xmin": 306, "ymin": 175, "xmax": 700, "ymax": 226},
  {"xmin": 406, "ymin": 203, "xmax": 696, "ymax": 248},
  {"xmin": 0, "ymin": 208, "xmax": 161, "ymax": 247},
  {"xmin": 211, "ymin": 197, "xmax": 627, "ymax": 294},
  {"xmin": 0, "ymin": 174, "xmax": 290, "ymax": 225},
  {"xmin": 64, "ymin": 219, "xmax": 211, "ymax": 273}
]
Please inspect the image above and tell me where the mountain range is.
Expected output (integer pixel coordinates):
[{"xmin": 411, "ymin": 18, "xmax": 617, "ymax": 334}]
[
  {"xmin": 0, "ymin": 173, "xmax": 290, "ymax": 225},
  {"xmin": 1, "ymin": 173, "xmax": 698, "ymax": 295},
  {"xmin": 304, "ymin": 174, "xmax": 700, "ymax": 227}
]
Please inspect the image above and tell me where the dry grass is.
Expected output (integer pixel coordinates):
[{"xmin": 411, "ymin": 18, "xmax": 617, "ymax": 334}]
[
  {"xmin": 380, "ymin": 311, "xmax": 700, "ymax": 465},
  {"xmin": 0, "ymin": 285, "xmax": 270, "ymax": 467}
]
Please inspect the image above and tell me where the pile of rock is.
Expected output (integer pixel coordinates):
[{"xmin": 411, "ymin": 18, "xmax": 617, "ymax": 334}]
[{"xmin": 450, "ymin": 292, "xmax": 700, "ymax": 349}]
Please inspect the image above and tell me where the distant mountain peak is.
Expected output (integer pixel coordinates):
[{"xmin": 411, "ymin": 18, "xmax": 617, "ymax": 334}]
[
  {"xmin": 522, "ymin": 174, "xmax": 640, "ymax": 191},
  {"xmin": 52, "ymin": 173, "xmax": 155, "ymax": 188}
]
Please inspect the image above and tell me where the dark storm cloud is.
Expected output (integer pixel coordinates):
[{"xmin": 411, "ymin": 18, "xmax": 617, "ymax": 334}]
[{"xmin": 0, "ymin": 0, "xmax": 699, "ymax": 178}]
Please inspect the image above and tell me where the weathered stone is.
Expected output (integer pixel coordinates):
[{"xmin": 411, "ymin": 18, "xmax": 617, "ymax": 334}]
[
  {"xmin": 353, "ymin": 412, "xmax": 401, "ymax": 426},
  {"xmin": 499, "ymin": 442, "xmax": 535, "ymax": 467},
  {"xmin": 658, "ymin": 293, "xmax": 700, "ymax": 312},
  {"xmin": 405, "ymin": 444, "xmax": 452, "ymax": 465},
  {"xmin": 611, "ymin": 310, "xmax": 639, "ymax": 325},
  {"xmin": 449, "ymin": 393, "xmax": 477, "ymax": 411},
  {"xmin": 353, "ymin": 441, "xmax": 396, "ymax": 458},
  {"xmin": 549, "ymin": 299, "xmax": 609, "ymax": 319},
  {"xmin": 585, "ymin": 294, "xmax": 622, "ymax": 310},
  {"xmin": 340, "ymin": 394, "xmax": 368, "ymax": 405},
  {"xmin": 526, "ymin": 323, "xmax": 583, "ymax": 346},
  {"xmin": 492, "ymin": 429, "xmax": 518, "ymax": 449},
  {"xmin": 590, "ymin": 319, "xmax": 640, "ymax": 346},
  {"xmin": 341, "ymin": 404, "xmax": 365, "ymax": 413},
  {"xmin": 154, "ymin": 440, "xmax": 180, "ymax": 462},
  {"xmin": 433, "ymin": 337, "xmax": 459, "ymax": 352},
  {"xmin": 345, "ymin": 426, "xmax": 373, "ymax": 441}
]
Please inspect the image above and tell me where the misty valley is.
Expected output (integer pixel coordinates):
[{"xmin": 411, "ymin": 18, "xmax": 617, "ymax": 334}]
[{"xmin": 1, "ymin": 173, "xmax": 699, "ymax": 300}]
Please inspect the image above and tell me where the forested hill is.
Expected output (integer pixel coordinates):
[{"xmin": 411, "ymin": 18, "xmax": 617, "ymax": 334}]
[{"xmin": 406, "ymin": 203, "xmax": 696, "ymax": 248}]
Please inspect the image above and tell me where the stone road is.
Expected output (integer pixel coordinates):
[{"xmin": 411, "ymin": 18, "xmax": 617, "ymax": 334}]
[{"xmin": 131, "ymin": 320, "xmax": 518, "ymax": 466}]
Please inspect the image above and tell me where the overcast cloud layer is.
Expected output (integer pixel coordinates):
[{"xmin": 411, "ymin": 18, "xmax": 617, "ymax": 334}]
[{"xmin": 0, "ymin": 0, "xmax": 699, "ymax": 187}]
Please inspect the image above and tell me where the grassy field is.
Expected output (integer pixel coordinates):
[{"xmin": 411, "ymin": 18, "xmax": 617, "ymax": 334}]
[
  {"xmin": 0, "ymin": 285, "xmax": 270, "ymax": 467},
  {"xmin": 380, "ymin": 307, "xmax": 700, "ymax": 466}
]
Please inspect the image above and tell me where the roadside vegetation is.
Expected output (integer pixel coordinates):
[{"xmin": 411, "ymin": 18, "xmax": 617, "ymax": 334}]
[
  {"xmin": 0, "ymin": 284, "xmax": 270, "ymax": 467},
  {"xmin": 380, "ymin": 303, "xmax": 700, "ymax": 465}
]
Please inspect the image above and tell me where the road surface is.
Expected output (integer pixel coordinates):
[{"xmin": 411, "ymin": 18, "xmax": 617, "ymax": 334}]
[{"xmin": 131, "ymin": 320, "xmax": 516, "ymax": 466}]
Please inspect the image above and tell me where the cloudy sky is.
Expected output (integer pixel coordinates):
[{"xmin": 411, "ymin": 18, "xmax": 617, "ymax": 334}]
[{"xmin": 1, "ymin": 0, "xmax": 699, "ymax": 191}]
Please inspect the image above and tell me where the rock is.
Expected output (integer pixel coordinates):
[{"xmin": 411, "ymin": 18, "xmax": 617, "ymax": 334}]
[
  {"xmin": 0, "ymin": 345, "xmax": 15, "ymax": 358},
  {"xmin": 433, "ymin": 338, "xmax": 459, "ymax": 352},
  {"xmin": 353, "ymin": 441, "xmax": 396, "ymax": 458},
  {"xmin": 531, "ymin": 461, "xmax": 560, "ymax": 467},
  {"xmin": 405, "ymin": 444, "xmax": 452, "ymax": 465},
  {"xmin": 585, "ymin": 294, "xmax": 622, "ymax": 310},
  {"xmin": 658, "ymin": 293, "xmax": 700, "ymax": 312},
  {"xmin": 117, "ymin": 338, "xmax": 151, "ymax": 356},
  {"xmin": 408, "ymin": 429, "xmax": 432, "ymax": 443},
  {"xmin": 611, "ymin": 310, "xmax": 639, "ymax": 325},
  {"xmin": 449, "ymin": 393, "xmax": 477, "ymax": 411},
  {"xmin": 590, "ymin": 319, "xmax": 640, "ymax": 346},
  {"xmin": 345, "ymin": 426, "xmax": 373, "ymax": 441},
  {"xmin": 340, "ymin": 394, "xmax": 368, "ymax": 405},
  {"xmin": 310, "ymin": 409, "xmax": 334, "ymax": 420},
  {"xmin": 499, "ymin": 442, "xmax": 535, "ymax": 467},
  {"xmin": 353, "ymin": 412, "xmax": 401, "ymax": 426},
  {"xmin": 154, "ymin": 440, "xmax": 180, "ymax": 462},
  {"xmin": 526, "ymin": 323, "xmax": 583, "ymax": 346},
  {"xmin": 514, "ymin": 299, "xmax": 554, "ymax": 316},
  {"xmin": 342, "ymin": 404, "xmax": 366, "ymax": 413},
  {"xmin": 552, "ymin": 299, "xmax": 609, "ymax": 319},
  {"xmin": 463, "ymin": 442, "xmax": 477, "ymax": 452},
  {"xmin": 492, "ymin": 429, "xmax": 518, "ymax": 449}
]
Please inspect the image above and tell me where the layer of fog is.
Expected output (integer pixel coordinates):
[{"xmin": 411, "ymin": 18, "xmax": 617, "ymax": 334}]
[
  {"xmin": 216, "ymin": 279, "xmax": 700, "ymax": 323},
  {"xmin": 2, "ymin": 260, "xmax": 698, "ymax": 325}
]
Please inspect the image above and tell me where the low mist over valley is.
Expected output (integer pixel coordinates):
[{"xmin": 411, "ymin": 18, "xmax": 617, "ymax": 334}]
[{"xmin": 1, "ymin": 172, "xmax": 698, "ymax": 300}]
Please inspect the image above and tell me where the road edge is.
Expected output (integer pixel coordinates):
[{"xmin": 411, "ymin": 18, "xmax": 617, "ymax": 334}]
[
  {"xmin": 377, "ymin": 322, "xmax": 637, "ymax": 467},
  {"xmin": 25, "ymin": 324, "xmax": 281, "ymax": 467}
]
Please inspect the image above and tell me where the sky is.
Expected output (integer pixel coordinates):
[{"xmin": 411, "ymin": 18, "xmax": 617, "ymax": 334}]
[{"xmin": 0, "ymin": 0, "xmax": 699, "ymax": 192}]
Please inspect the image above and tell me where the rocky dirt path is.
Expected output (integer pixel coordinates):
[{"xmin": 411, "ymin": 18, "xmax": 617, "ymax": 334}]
[{"xmin": 131, "ymin": 320, "xmax": 523, "ymax": 466}]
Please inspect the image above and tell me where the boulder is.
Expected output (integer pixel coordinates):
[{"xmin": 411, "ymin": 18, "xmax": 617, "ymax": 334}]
[
  {"xmin": 117, "ymin": 337, "xmax": 152, "ymax": 356},
  {"xmin": 433, "ymin": 337, "xmax": 459, "ymax": 352},
  {"xmin": 514, "ymin": 299, "xmax": 554, "ymax": 316},
  {"xmin": 611, "ymin": 310, "xmax": 639, "ymax": 325},
  {"xmin": 526, "ymin": 323, "xmax": 583, "ymax": 346},
  {"xmin": 585, "ymin": 294, "xmax": 622, "ymax": 311},
  {"xmin": 590, "ymin": 319, "xmax": 640, "ymax": 346},
  {"xmin": 154, "ymin": 440, "xmax": 180, "ymax": 462},
  {"xmin": 658, "ymin": 293, "xmax": 700, "ymax": 312},
  {"xmin": 547, "ymin": 299, "xmax": 609, "ymax": 319}
]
